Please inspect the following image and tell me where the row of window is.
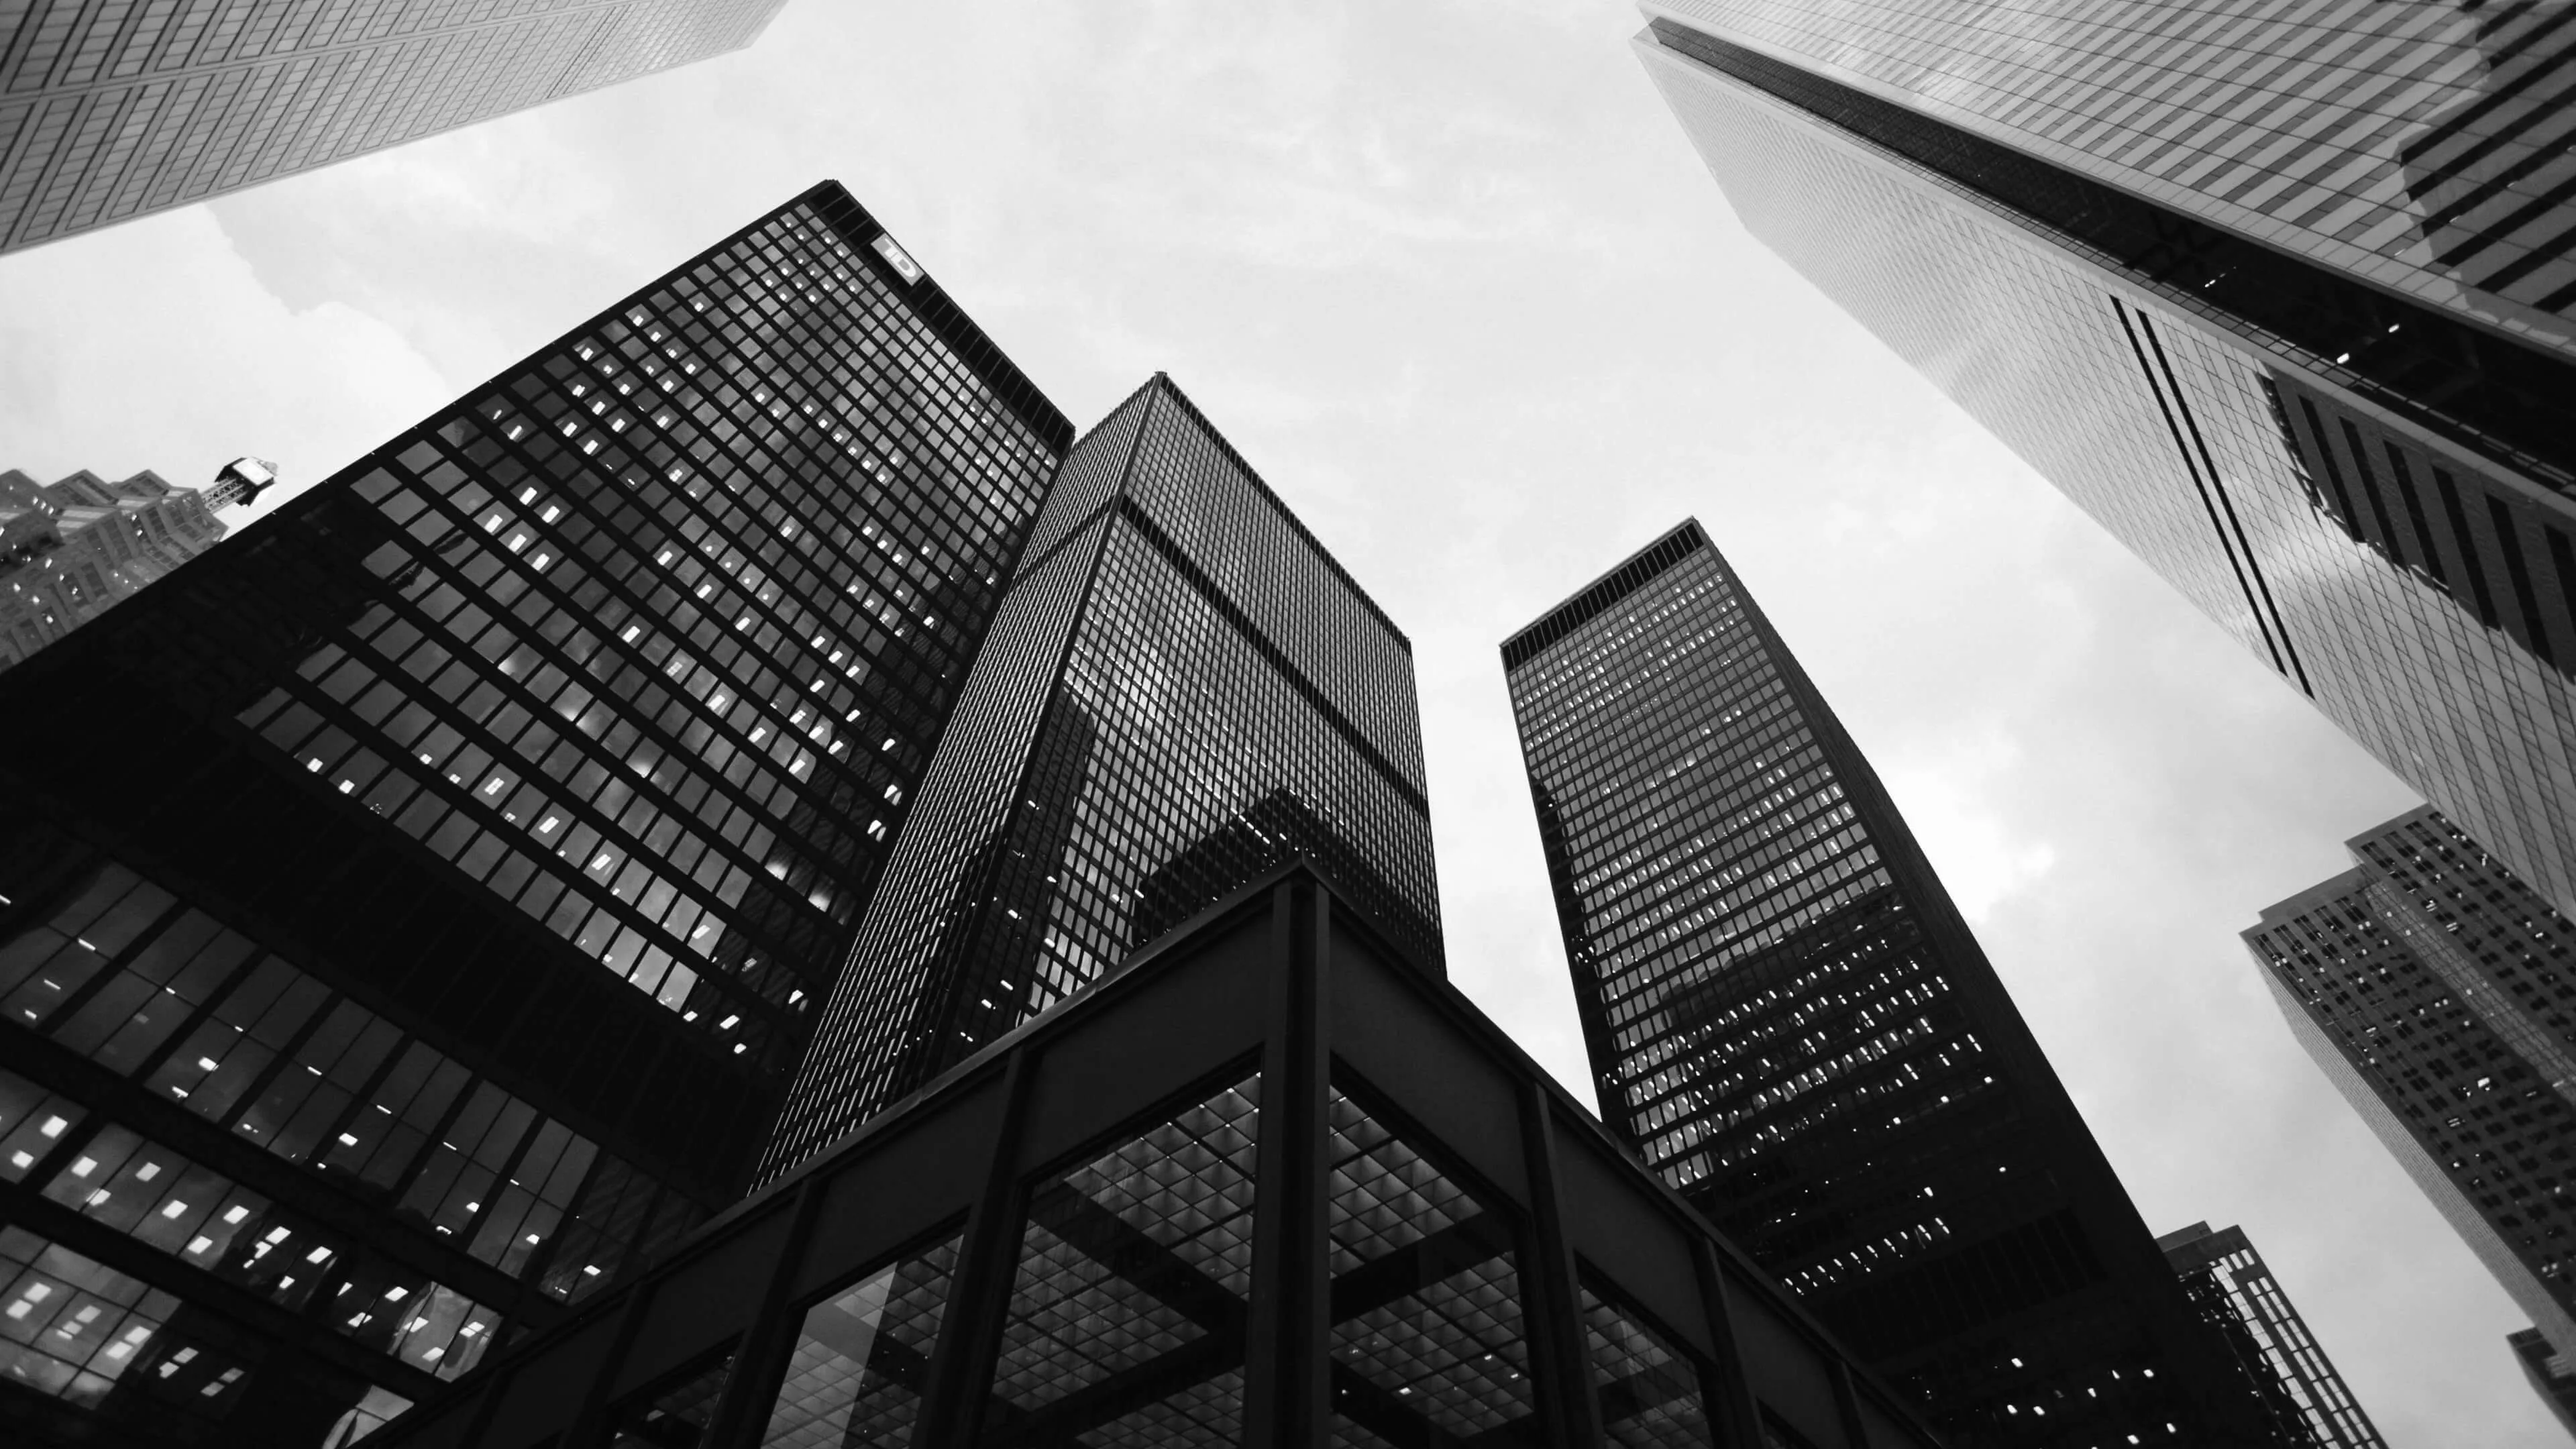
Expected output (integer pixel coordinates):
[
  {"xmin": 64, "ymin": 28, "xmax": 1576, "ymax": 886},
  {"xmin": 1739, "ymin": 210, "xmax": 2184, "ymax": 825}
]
[{"xmin": 0, "ymin": 857, "xmax": 676, "ymax": 1296}]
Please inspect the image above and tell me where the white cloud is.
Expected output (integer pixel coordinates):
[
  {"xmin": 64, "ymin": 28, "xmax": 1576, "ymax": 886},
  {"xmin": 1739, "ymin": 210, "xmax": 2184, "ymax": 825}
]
[{"xmin": 0, "ymin": 207, "xmax": 451, "ymax": 524}]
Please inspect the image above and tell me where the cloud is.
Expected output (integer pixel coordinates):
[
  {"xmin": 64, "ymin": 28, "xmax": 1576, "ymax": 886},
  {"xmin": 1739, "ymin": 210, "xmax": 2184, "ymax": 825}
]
[
  {"xmin": 1882, "ymin": 731, "xmax": 2061, "ymax": 921},
  {"xmin": 0, "ymin": 206, "xmax": 451, "ymax": 524}
]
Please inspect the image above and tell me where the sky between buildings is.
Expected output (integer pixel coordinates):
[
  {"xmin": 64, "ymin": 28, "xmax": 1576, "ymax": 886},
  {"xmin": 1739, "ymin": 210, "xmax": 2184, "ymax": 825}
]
[{"xmin": 0, "ymin": 2, "xmax": 2534, "ymax": 1442}]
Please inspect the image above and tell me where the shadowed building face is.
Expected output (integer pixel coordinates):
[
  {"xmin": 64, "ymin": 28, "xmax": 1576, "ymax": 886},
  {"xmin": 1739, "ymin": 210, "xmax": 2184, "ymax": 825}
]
[{"xmin": 0, "ymin": 0, "xmax": 793, "ymax": 253}]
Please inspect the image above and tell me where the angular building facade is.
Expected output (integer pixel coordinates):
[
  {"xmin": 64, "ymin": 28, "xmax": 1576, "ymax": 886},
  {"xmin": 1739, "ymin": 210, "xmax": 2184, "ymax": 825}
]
[
  {"xmin": 0, "ymin": 180, "xmax": 1068, "ymax": 1447},
  {"xmin": 1632, "ymin": 1, "xmax": 2576, "ymax": 924},
  {"xmin": 759, "ymin": 374, "xmax": 1442, "ymax": 1183},
  {"xmin": 2249, "ymin": 806, "xmax": 2576, "ymax": 1393},
  {"xmin": 2509, "ymin": 1327, "xmax": 2576, "ymax": 1442},
  {"xmin": 352, "ymin": 865, "xmax": 1948, "ymax": 1449},
  {"xmin": 1, "ymin": 462, "xmax": 267, "ymax": 671},
  {"xmin": 1503, "ymin": 521, "xmax": 2270, "ymax": 1446},
  {"xmin": 2155, "ymin": 1222, "xmax": 2385, "ymax": 1449},
  {"xmin": 0, "ymin": 0, "xmax": 788, "ymax": 253}
]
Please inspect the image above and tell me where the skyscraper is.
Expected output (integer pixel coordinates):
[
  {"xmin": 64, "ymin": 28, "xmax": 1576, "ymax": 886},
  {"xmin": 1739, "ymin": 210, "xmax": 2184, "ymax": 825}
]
[
  {"xmin": 0, "ymin": 0, "xmax": 788, "ymax": 253},
  {"xmin": 2249, "ymin": 806, "xmax": 2576, "ymax": 1395},
  {"xmin": 1, "ymin": 460, "xmax": 269, "ymax": 670},
  {"xmin": 1503, "ymin": 520, "xmax": 2269, "ymax": 1446},
  {"xmin": 1631, "ymin": 1, "xmax": 2576, "ymax": 922},
  {"xmin": 759, "ymin": 372, "xmax": 1442, "ymax": 1183},
  {"xmin": 2509, "ymin": 1327, "xmax": 2576, "ymax": 1442},
  {"xmin": 2156, "ymin": 1222, "xmax": 2385, "ymax": 1448},
  {"xmin": 0, "ymin": 179, "xmax": 1067, "ymax": 1447}
]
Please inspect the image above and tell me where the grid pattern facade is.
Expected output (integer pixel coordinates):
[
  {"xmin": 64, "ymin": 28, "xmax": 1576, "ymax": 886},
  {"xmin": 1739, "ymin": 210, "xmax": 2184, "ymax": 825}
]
[
  {"xmin": 2249, "ymin": 867, "xmax": 2576, "ymax": 1357},
  {"xmin": 1505, "ymin": 521, "xmax": 2265, "ymax": 1446},
  {"xmin": 2158, "ymin": 1224, "xmax": 2385, "ymax": 1448},
  {"xmin": 1635, "ymin": 22, "xmax": 2576, "ymax": 935},
  {"xmin": 0, "ymin": 181, "xmax": 1067, "ymax": 1448},
  {"xmin": 366, "ymin": 869, "xmax": 1943, "ymax": 1449},
  {"xmin": 2353, "ymin": 806, "xmax": 2576, "ymax": 1107},
  {"xmin": 1, "ymin": 468, "xmax": 231, "ymax": 671},
  {"xmin": 760, "ymin": 376, "xmax": 1440, "ymax": 1182},
  {"xmin": 222, "ymin": 188, "xmax": 1061, "ymax": 1075},
  {"xmin": 0, "ymin": 0, "xmax": 788, "ymax": 252},
  {"xmin": 1641, "ymin": 0, "xmax": 2576, "ymax": 351}
]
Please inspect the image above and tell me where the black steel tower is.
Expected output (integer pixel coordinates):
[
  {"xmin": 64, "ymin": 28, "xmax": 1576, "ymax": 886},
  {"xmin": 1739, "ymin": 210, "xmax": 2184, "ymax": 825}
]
[
  {"xmin": 0, "ymin": 180, "xmax": 1067, "ymax": 1448},
  {"xmin": 1503, "ymin": 520, "xmax": 2269, "ymax": 1446},
  {"xmin": 759, "ymin": 374, "xmax": 1442, "ymax": 1183}
]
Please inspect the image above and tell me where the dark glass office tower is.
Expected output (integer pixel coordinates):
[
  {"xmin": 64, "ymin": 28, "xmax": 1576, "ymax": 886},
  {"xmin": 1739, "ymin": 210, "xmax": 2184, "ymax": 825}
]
[
  {"xmin": 2155, "ymin": 1222, "xmax": 2385, "ymax": 1449},
  {"xmin": 759, "ymin": 373, "xmax": 1441, "ymax": 1184},
  {"xmin": 1503, "ymin": 521, "xmax": 2269, "ymax": 1446},
  {"xmin": 2249, "ymin": 806, "xmax": 2576, "ymax": 1388},
  {"xmin": 1633, "ymin": 2, "xmax": 2576, "ymax": 923},
  {"xmin": 1, "ymin": 0, "xmax": 789, "ymax": 252},
  {"xmin": 0, "ymin": 180, "xmax": 1067, "ymax": 1448}
]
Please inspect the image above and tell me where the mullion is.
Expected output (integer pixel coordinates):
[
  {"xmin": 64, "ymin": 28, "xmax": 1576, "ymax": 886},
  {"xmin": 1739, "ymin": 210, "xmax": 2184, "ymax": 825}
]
[
  {"xmin": 266, "ymin": 612, "xmax": 786, "ymax": 1036},
  {"xmin": 343, "ymin": 474, "xmax": 830, "ymax": 1005}
]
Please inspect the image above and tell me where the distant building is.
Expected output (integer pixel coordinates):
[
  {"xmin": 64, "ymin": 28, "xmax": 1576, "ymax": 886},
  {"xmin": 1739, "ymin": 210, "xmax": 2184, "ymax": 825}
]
[
  {"xmin": 2509, "ymin": 1328, "xmax": 2576, "ymax": 1442},
  {"xmin": 2249, "ymin": 810, "xmax": 2576, "ymax": 1368},
  {"xmin": 1503, "ymin": 519, "xmax": 2269, "ymax": 1445},
  {"xmin": 0, "ymin": 460, "xmax": 269, "ymax": 670},
  {"xmin": 0, "ymin": 1, "xmax": 789, "ymax": 252},
  {"xmin": 757, "ymin": 373, "xmax": 1443, "ymax": 1183},
  {"xmin": 2157, "ymin": 1222, "xmax": 2385, "ymax": 1447}
]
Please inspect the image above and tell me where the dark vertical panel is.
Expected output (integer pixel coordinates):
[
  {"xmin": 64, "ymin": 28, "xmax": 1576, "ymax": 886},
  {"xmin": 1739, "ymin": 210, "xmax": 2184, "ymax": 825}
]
[
  {"xmin": 1243, "ymin": 880, "xmax": 1328, "ymax": 1446},
  {"xmin": 1519, "ymin": 1089, "xmax": 1605, "ymax": 1446}
]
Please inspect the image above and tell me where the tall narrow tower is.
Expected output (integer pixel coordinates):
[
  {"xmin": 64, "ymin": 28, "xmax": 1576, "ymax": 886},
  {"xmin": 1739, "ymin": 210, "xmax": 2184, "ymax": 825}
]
[
  {"xmin": 1, "ymin": 0, "xmax": 790, "ymax": 252},
  {"xmin": 2157, "ymin": 1222, "xmax": 2387, "ymax": 1448},
  {"xmin": 1632, "ymin": 1, "xmax": 2576, "ymax": 922},
  {"xmin": 759, "ymin": 373, "xmax": 1442, "ymax": 1182},
  {"xmin": 0, "ymin": 180, "xmax": 1067, "ymax": 1447},
  {"xmin": 1503, "ymin": 520, "xmax": 2267, "ymax": 1445}
]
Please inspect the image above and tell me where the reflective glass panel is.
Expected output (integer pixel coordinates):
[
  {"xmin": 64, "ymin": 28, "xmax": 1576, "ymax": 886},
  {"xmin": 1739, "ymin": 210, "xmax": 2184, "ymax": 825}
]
[
  {"xmin": 1581, "ymin": 1276, "xmax": 1715, "ymax": 1448},
  {"xmin": 977, "ymin": 1071, "xmax": 1260, "ymax": 1443},
  {"xmin": 760, "ymin": 1232, "xmax": 961, "ymax": 1449},
  {"xmin": 1325, "ymin": 1084, "xmax": 1538, "ymax": 1446},
  {"xmin": 609, "ymin": 1348, "xmax": 735, "ymax": 1448}
]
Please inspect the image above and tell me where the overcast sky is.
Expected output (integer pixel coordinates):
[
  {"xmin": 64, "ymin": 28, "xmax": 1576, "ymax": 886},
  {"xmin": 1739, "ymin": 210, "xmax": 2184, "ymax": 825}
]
[{"xmin": 0, "ymin": 3, "xmax": 2542, "ymax": 1442}]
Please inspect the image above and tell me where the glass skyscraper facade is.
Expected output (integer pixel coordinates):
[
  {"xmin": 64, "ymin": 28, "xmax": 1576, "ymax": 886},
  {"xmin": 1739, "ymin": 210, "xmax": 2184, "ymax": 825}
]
[
  {"xmin": 0, "ymin": 179, "xmax": 1067, "ymax": 1447},
  {"xmin": 759, "ymin": 373, "xmax": 1442, "ymax": 1184},
  {"xmin": 1504, "ymin": 520, "xmax": 2269, "ymax": 1446},
  {"xmin": 0, "ymin": 0, "xmax": 789, "ymax": 253},
  {"xmin": 1632, "ymin": 2, "xmax": 2576, "ymax": 926},
  {"xmin": 2156, "ymin": 1222, "xmax": 2385, "ymax": 1449},
  {"xmin": 2249, "ymin": 806, "xmax": 2576, "ymax": 1392}
]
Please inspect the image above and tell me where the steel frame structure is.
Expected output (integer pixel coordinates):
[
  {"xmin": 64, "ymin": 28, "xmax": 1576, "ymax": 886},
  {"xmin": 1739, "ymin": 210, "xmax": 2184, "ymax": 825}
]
[{"xmin": 376, "ymin": 863, "xmax": 1942, "ymax": 1448}]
